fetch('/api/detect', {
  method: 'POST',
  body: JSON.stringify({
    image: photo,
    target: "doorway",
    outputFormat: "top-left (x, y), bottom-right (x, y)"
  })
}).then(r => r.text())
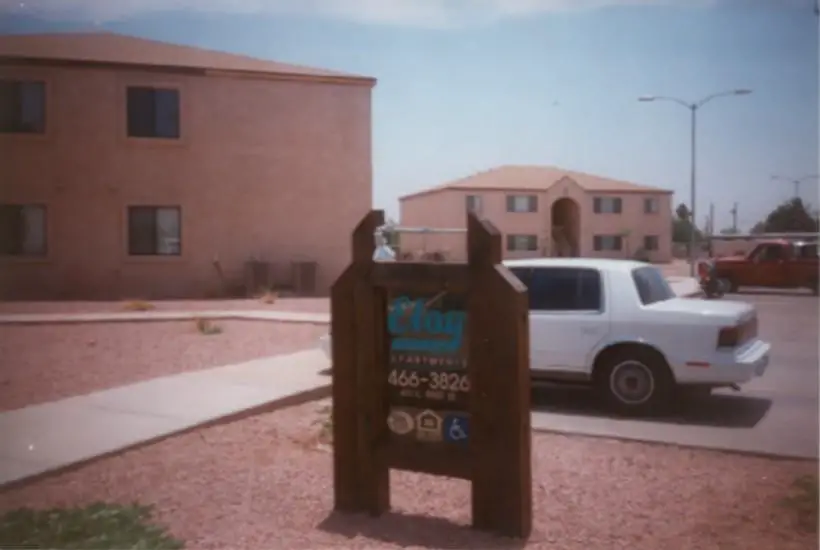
top-left (551, 198), bottom-right (580, 257)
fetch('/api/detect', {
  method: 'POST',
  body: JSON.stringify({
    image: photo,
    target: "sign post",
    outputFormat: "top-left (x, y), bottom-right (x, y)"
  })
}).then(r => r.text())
top-left (330, 210), bottom-right (532, 539)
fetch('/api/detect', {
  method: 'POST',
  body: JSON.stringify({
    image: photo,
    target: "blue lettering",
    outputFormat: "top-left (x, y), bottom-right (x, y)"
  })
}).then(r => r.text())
top-left (387, 296), bottom-right (466, 354)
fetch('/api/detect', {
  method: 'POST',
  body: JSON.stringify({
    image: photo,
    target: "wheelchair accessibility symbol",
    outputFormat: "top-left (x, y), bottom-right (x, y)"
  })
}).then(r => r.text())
top-left (443, 414), bottom-right (469, 444)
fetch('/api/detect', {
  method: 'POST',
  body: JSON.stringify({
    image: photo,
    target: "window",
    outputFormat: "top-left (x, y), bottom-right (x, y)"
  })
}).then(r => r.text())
top-left (632, 266), bottom-right (675, 305)
top-left (465, 195), bottom-right (482, 213)
top-left (593, 197), bottom-right (622, 214)
top-left (510, 267), bottom-right (603, 311)
top-left (128, 206), bottom-right (181, 256)
top-left (593, 235), bottom-right (623, 251)
top-left (644, 197), bottom-right (660, 214)
top-left (0, 80), bottom-right (46, 134)
top-left (798, 244), bottom-right (818, 259)
top-left (0, 204), bottom-right (46, 256)
top-left (126, 86), bottom-right (180, 139)
top-left (506, 194), bottom-right (538, 213)
top-left (750, 244), bottom-right (785, 262)
top-left (643, 235), bottom-right (659, 251)
top-left (506, 234), bottom-right (538, 252)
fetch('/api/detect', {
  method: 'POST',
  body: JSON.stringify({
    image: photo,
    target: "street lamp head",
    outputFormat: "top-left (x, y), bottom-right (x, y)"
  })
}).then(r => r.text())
top-left (637, 96), bottom-right (656, 102)
top-left (733, 89), bottom-right (752, 96)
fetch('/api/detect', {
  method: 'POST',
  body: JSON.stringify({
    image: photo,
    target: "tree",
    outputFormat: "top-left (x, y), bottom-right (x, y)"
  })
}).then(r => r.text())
top-left (753, 198), bottom-right (819, 234)
top-left (672, 202), bottom-right (703, 244)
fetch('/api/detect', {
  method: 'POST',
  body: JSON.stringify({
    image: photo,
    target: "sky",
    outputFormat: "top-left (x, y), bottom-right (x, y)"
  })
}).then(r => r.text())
top-left (1, 0), bottom-right (818, 230)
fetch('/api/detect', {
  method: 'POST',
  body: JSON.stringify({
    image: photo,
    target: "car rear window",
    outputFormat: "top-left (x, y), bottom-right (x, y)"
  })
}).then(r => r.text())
top-left (631, 266), bottom-right (675, 305)
top-left (509, 267), bottom-right (603, 311)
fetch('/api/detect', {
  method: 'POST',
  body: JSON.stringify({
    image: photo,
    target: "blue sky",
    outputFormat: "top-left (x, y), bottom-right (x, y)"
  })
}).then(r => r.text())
top-left (2, 0), bottom-right (818, 230)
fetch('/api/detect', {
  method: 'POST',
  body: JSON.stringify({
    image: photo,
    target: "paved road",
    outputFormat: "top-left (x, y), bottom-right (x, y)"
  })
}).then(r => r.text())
top-left (530, 290), bottom-right (819, 459)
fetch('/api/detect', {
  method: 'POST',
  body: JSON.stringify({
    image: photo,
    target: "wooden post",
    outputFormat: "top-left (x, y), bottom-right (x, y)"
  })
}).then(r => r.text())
top-left (331, 210), bottom-right (389, 514)
top-left (467, 212), bottom-right (532, 538)
top-left (331, 209), bottom-right (531, 539)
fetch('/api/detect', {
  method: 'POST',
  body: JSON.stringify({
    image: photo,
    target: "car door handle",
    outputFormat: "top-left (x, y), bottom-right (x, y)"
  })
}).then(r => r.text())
top-left (581, 327), bottom-right (601, 335)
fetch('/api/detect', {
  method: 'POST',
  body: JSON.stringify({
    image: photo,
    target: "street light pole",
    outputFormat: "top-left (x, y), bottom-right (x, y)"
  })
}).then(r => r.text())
top-left (689, 104), bottom-right (696, 275)
top-left (638, 89), bottom-right (752, 277)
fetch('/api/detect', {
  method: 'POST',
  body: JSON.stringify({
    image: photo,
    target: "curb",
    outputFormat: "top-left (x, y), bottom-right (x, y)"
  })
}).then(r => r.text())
top-left (531, 425), bottom-right (818, 462)
top-left (0, 383), bottom-right (331, 492)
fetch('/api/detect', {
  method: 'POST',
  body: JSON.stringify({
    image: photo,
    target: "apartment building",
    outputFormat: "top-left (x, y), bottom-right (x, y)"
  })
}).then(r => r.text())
top-left (399, 165), bottom-right (673, 262)
top-left (0, 32), bottom-right (376, 299)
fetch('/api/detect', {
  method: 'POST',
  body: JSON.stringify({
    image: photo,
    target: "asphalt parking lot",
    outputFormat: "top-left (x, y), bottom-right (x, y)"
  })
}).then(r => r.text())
top-left (531, 290), bottom-right (819, 459)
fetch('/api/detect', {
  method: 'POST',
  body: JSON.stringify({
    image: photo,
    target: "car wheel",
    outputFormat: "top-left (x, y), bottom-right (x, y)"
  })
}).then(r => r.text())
top-left (596, 349), bottom-right (673, 416)
top-left (726, 278), bottom-right (739, 293)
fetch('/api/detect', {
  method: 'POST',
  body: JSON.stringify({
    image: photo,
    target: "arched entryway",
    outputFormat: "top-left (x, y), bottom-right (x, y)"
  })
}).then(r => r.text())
top-left (550, 198), bottom-right (580, 257)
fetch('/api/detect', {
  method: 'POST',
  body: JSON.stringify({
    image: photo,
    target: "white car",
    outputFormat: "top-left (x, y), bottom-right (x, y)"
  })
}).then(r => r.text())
top-left (319, 258), bottom-right (771, 416)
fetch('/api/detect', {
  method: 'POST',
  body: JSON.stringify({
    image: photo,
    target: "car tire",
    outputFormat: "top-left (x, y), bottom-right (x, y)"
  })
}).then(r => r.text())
top-left (726, 278), bottom-right (739, 293)
top-left (595, 348), bottom-right (674, 417)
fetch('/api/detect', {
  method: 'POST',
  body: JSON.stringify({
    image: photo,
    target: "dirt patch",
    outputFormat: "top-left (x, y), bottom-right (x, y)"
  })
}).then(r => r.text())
top-left (0, 400), bottom-right (815, 550)
top-left (0, 298), bottom-right (329, 315)
top-left (0, 321), bottom-right (327, 411)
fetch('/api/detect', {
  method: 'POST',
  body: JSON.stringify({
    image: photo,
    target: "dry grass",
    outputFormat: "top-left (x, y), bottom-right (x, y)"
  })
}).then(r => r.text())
top-left (194, 317), bottom-right (222, 335)
top-left (256, 289), bottom-right (279, 305)
top-left (121, 300), bottom-right (156, 312)
top-left (780, 473), bottom-right (819, 534)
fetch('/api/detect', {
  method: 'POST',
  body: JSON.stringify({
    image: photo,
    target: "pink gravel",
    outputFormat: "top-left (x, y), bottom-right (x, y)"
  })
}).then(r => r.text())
top-left (0, 400), bottom-right (815, 550)
top-left (0, 298), bottom-right (330, 315)
top-left (0, 321), bottom-right (327, 412)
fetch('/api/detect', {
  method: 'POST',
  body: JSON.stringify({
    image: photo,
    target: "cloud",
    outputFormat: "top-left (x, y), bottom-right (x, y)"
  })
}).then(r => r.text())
top-left (1, 0), bottom-right (711, 28)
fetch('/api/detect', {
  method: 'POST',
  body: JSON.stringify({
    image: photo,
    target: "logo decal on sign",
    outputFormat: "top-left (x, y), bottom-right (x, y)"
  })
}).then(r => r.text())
top-left (443, 414), bottom-right (470, 444)
top-left (388, 296), bottom-right (466, 354)
top-left (386, 409), bottom-right (415, 435)
top-left (415, 409), bottom-right (443, 442)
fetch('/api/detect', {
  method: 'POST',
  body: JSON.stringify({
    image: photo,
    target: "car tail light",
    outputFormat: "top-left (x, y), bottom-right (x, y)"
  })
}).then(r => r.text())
top-left (717, 326), bottom-right (739, 348)
top-left (717, 315), bottom-right (757, 349)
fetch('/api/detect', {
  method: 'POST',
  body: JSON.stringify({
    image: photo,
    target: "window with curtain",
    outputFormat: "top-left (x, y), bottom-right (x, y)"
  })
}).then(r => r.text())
top-left (126, 86), bottom-right (180, 139)
top-left (0, 204), bottom-right (47, 256)
top-left (506, 194), bottom-right (538, 213)
top-left (0, 80), bottom-right (46, 134)
top-left (593, 235), bottom-right (623, 251)
top-left (593, 197), bottom-right (622, 214)
top-left (128, 206), bottom-right (181, 256)
top-left (506, 234), bottom-right (538, 251)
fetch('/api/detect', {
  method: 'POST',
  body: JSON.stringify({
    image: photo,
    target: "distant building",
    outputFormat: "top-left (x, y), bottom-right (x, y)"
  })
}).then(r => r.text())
top-left (399, 165), bottom-right (673, 263)
top-left (0, 32), bottom-right (375, 299)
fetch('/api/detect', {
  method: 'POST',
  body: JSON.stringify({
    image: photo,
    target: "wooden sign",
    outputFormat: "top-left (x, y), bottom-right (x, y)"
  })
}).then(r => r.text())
top-left (330, 210), bottom-right (532, 539)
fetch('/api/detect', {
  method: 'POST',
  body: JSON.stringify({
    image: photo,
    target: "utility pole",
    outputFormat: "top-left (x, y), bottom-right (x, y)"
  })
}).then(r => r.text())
top-left (730, 203), bottom-right (738, 233)
top-left (772, 174), bottom-right (819, 200)
top-left (709, 202), bottom-right (715, 235)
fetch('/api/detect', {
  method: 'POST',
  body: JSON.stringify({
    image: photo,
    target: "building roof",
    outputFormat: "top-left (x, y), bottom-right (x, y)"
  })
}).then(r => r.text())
top-left (0, 32), bottom-right (375, 86)
top-left (400, 165), bottom-right (673, 200)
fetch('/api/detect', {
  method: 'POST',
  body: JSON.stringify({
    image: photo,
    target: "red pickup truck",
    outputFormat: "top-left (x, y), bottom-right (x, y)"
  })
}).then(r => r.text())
top-left (712, 239), bottom-right (819, 294)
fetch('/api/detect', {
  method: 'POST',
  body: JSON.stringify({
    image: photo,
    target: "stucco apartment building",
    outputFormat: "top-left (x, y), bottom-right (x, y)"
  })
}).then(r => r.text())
top-left (0, 32), bottom-right (375, 299)
top-left (399, 165), bottom-right (673, 263)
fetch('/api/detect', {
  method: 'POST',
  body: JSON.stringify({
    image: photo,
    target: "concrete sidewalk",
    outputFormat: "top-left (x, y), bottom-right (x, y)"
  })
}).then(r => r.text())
top-left (0, 349), bottom-right (330, 488)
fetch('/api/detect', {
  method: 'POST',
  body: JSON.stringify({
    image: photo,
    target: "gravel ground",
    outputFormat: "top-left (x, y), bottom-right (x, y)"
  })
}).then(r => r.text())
top-left (0, 400), bottom-right (815, 550)
top-left (0, 321), bottom-right (327, 412)
top-left (0, 298), bottom-right (330, 315)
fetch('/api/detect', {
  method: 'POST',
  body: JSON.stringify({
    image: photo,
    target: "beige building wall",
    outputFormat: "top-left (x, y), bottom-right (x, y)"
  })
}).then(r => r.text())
top-left (0, 63), bottom-right (373, 299)
top-left (399, 177), bottom-right (672, 263)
